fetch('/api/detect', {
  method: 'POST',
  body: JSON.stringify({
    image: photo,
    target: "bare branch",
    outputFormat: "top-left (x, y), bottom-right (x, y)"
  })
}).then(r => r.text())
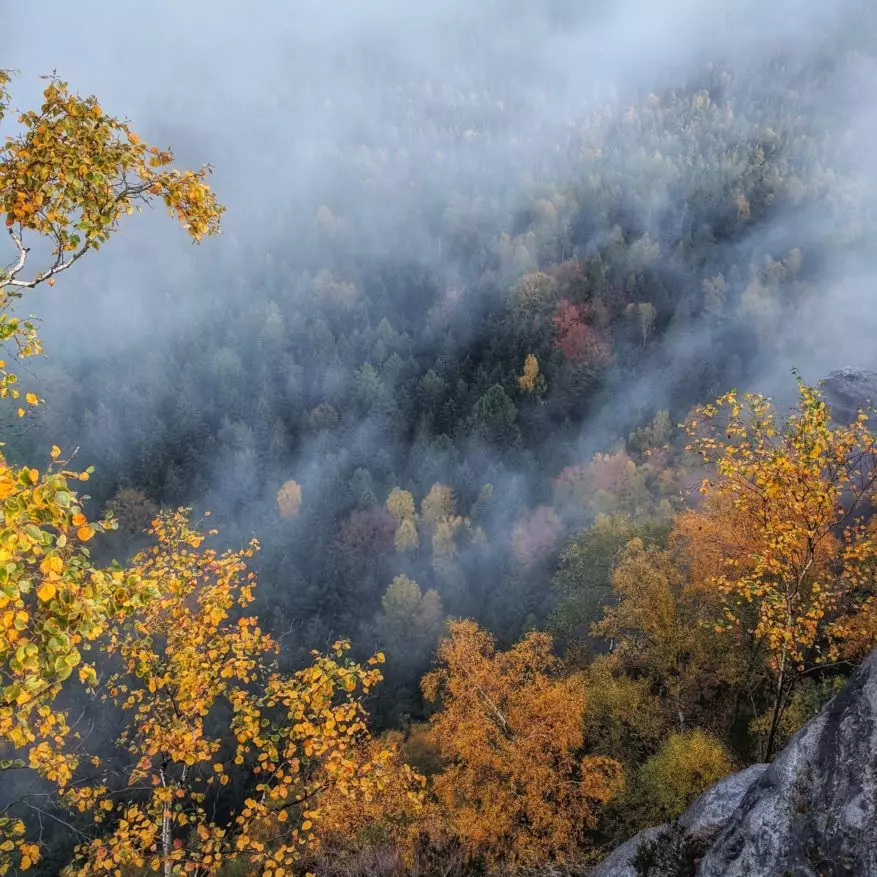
top-left (4, 241), bottom-right (91, 290)
top-left (4, 227), bottom-right (29, 282)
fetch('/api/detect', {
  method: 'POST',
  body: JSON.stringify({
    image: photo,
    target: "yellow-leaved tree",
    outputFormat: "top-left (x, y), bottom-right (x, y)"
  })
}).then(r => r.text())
top-left (422, 620), bottom-right (623, 870)
top-left (64, 511), bottom-right (425, 877)
top-left (0, 70), bottom-right (222, 874)
top-left (677, 380), bottom-right (877, 758)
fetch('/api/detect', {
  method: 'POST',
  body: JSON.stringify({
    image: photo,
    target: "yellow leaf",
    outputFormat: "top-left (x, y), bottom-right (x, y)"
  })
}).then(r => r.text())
top-left (51, 445), bottom-right (61, 459)
top-left (36, 581), bottom-right (56, 602)
top-left (25, 392), bottom-right (39, 405)
top-left (77, 525), bottom-right (95, 542)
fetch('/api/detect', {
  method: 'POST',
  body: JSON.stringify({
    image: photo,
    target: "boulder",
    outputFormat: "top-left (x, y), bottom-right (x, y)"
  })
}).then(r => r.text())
top-left (822, 368), bottom-right (877, 423)
top-left (588, 650), bottom-right (877, 876)
top-left (587, 765), bottom-right (767, 877)
top-left (697, 651), bottom-right (877, 876)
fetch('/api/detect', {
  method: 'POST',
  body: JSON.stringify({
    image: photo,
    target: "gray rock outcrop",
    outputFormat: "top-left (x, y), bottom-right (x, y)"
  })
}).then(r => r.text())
top-left (822, 368), bottom-right (877, 424)
top-left (589, 649), bottom-right (877, 876)
top-left (588, 765), bottom-right (768, 877)
top-left (698, 651), bottom-right (877, 876)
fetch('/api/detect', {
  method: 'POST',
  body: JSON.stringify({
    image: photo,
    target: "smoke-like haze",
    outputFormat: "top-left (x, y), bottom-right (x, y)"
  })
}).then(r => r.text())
top-left (4, 0), bottom-right (872, 366)
top-left (3, 0), bottom-right (877, 594)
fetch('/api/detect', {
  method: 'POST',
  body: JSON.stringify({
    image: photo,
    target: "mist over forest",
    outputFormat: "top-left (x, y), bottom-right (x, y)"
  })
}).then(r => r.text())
top-left (2, 1), bottom-right (877, 874)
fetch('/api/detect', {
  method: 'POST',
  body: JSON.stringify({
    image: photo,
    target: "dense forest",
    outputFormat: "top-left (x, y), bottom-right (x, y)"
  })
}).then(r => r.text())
top-left (2, 0), bottom-right (877, 874)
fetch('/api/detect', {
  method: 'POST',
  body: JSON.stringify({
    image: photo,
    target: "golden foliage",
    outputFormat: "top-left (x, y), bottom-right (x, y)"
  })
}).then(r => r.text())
top-left (0, 72), bottom-right (223, 874)
top-left (0, 73), bottom-right (223, 412)
top-left (386, 488), bottom-right (418, 551)
top-left (379, 575), bottom-right (443, 649)
top-left (419, 484), bottom-right (455, 532)
top-left (422, 620), bottom-right (623, 870)
top-left (677, 380), bottom-right (877, 755)
top-left (637, 731), bottom-right (734, 822)
top-left (66, 511), bottom-right (423, 876)
top-left (309, 737), bottom-right (429, 865)
top-left (590, 539), bottom-right (739, 742)
top-left (0, 446), bottom-right (155, 875)
top-left (517, 353), bottom-right (545, 395)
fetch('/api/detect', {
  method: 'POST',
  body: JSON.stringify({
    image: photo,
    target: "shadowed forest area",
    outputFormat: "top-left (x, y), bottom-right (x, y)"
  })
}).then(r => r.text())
top-left (2, 0), bottom-right (877, 874)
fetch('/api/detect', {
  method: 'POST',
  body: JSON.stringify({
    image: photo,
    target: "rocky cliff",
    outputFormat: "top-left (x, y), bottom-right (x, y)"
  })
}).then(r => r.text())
top-left (588, 649), bottom-right (877, 877)
top-left (822, 368), bottom-right (877, 424)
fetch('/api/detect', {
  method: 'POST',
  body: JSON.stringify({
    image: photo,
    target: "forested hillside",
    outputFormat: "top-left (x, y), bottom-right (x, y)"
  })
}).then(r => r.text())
top-left (2, 0), bottom-right (877, 874)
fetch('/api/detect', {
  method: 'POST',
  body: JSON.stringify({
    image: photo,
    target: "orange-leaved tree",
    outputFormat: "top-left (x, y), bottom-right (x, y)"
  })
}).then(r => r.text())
top-left (0, 70), bottom-right (223, 874)
top-left (422, 620), bottom-right (623, 870)
top-left (65, 510), bottom-right (425, 877)
top-left (677, 380), bottom-right (877, 758)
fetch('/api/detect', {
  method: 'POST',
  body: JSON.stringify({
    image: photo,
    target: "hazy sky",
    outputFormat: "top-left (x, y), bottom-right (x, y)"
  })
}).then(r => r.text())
top-left (2, 0), bottom-right (875, 421)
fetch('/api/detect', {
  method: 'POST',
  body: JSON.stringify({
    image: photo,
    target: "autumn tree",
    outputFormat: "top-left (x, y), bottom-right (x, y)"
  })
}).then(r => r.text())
top-left (378, 575), bottom-right (443, 655)
top-left (591, 539), bottom-right (739, 738)
top-left (419, 484), bottom-right (469, 577)
top-left (509, 271), bottom-right (558, 322)
top-left (1, 72), bottom-right (222, 408)
top-left (552, 299), bottom-right (610, 366)
top-left (551, 514), bottom-right (669, 642)
top-left (677, 381), bottom-right (877, 758)
top-left (517, 353), bottom-right (546, 397)
top-left (634, 730), bottom-right (734, 824)
top-left (0, 449), bottom-right (155, 875)
top-left (422, 620), bottom-right (623, 870)
top-left (66, 511), bottom-right (425, 876)
top-left (0, 71), bottom-right (223, 875)
top-left (385, 487), bottom-right (419, 552)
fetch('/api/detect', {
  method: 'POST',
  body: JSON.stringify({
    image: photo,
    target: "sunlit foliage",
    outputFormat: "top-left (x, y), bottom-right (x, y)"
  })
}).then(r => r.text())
top-left (67, 511), bottom-right (423, 876)
top-left (678, 381), bottom-right (877, 757)
top-left (422, 620), bottom-right (623, 869)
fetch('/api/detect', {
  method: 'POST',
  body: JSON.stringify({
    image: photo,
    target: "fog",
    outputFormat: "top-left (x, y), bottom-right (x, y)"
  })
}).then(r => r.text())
top-left (5, 0), bottom-right (872, 364)
top-left (3, 0), bottom-right (877, 640)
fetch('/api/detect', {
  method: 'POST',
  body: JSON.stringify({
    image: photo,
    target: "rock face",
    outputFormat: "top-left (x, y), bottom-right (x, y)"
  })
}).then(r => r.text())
top-left (589, 650), bottom-right (877, 876)
top-left (588, 766), bottom-right (767, 877)
top-left (822, 368), bottom-right (877, 423)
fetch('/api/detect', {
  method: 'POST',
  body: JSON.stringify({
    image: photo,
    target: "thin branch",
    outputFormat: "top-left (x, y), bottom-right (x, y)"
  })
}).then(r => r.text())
top-left (4, 227), bottom-right (28, 280)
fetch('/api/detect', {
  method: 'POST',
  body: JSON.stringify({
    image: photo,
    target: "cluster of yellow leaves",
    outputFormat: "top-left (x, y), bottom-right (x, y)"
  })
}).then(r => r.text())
top-left (65, 511), bottom-right (424, 876)
top-left (306, 736), bottom-right (429, 866)
top-left (678, 380), bottom-right (877, 755)
top-left (681, 381), bottom-right (877, 669)
top-left (0, 447), bottom-right (150, 731)
top-left (0, 816), bottom-right (38, 875)
top-left (422, 620), bottom-right (623, 869)
top-left (385, 484), bottom-right (473, 572)
top-left (386, 488), bottom-right (418, 551)
top-left (0, 71), bottom-right (224, 875)
top-left (517, 353), bottom-right (546, 395)
top-left (1, 74), bottom-right (223, 256)
top-left (378, 575), bottom-right (443, 652)
top-left (635, 730), bottom-right (735, 823)
top-left (0, 72), bottom-right (223, 412)
top-left (420, 485), bottom-right (470, 575)
top-left (0, 446), bottom-right (157, 873)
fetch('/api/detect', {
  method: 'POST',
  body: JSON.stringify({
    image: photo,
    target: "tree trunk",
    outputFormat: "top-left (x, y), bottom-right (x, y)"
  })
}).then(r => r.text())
top-left (162, 803), bottom-right (172, 877)
top-left (765, 655), bottom-right (794, 761)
